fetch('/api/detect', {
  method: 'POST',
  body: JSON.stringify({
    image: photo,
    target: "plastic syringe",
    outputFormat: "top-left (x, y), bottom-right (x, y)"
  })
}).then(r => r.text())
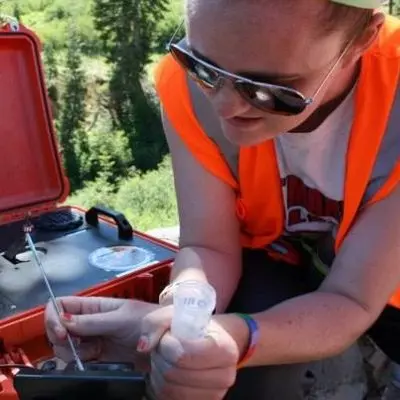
top-left (170, 281), bottom-right (217, 341)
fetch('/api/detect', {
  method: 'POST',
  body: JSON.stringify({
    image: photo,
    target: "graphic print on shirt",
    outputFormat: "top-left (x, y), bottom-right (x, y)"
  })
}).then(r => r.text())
top-left (282, 175), bottom-right (344, 234)
top-left (274, 82), bottom-right (355, 240)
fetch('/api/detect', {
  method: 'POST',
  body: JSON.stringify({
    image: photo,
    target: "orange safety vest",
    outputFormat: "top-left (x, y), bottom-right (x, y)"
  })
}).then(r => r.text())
top-left (154, 16), bottom-right (400, 307)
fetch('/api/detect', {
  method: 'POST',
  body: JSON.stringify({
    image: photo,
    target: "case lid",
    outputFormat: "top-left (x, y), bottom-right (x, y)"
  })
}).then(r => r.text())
top-left (0, 21), bottom-right (69, 223)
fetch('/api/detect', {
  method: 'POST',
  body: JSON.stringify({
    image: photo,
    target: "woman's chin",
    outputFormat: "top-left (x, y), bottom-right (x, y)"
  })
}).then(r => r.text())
top-left (221, 121), bottom-right (281, 147)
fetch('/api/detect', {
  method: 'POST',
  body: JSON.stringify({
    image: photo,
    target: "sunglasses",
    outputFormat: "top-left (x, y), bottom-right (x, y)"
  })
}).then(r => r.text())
top-left (166, 27), bottom-right (355, 116)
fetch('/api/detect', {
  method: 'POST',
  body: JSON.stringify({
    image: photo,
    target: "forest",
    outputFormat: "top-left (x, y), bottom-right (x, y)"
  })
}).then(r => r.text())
top-left (0, 0), bottom-right (182, 231)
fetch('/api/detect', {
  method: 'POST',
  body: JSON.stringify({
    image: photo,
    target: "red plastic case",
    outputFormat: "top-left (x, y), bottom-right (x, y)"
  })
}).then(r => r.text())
top-left (0, 22), bottom-right (176, 398)
top-left (0, 23), bottom-right (69, 224)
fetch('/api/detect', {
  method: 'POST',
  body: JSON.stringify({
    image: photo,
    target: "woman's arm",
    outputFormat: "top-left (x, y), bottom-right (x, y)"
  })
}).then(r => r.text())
top-left (219, 183), bottom-right (400, 365)
top-left (163, 110), bottom-right (242, 313)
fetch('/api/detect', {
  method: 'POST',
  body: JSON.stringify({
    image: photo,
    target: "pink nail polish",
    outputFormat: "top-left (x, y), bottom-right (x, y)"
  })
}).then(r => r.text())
top-left (136, 337), bottom-right (149, 352)
top-left (61, 313), bottom-right (73, 321)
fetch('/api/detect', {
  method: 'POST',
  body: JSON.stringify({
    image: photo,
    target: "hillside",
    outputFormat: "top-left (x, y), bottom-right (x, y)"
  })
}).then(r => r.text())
top-left (0, 0), bottom-right (182, 231)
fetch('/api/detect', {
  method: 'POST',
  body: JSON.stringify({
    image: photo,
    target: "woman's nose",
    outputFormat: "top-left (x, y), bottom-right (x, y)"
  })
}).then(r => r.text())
top-left (210, 80), bottom-right (252, 119)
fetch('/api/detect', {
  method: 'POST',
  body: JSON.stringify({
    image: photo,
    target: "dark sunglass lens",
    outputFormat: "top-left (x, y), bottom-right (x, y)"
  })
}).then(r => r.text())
top-left (271, 88), bottom-right (307, 114)
top-left (192, 63), bottom-right (219, 88)
top-left (237, 83), bottom-right (307, 115)
top-left (171, 47), bottom-right (219, 88)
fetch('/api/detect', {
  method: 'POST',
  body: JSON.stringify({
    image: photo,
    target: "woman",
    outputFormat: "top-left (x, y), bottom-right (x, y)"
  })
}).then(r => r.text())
top-left (45, 0), bottom-right (400, 398)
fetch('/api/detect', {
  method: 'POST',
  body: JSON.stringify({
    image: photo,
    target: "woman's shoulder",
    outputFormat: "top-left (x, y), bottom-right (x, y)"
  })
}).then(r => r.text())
top-left (369, 15), bottom-right (400, 59)
top-left (153, 54), bottom-right (184, 92)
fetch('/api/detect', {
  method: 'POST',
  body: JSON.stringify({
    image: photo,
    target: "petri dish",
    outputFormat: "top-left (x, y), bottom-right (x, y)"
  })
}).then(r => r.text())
top-left (88, 246), bottom-right (154, 272)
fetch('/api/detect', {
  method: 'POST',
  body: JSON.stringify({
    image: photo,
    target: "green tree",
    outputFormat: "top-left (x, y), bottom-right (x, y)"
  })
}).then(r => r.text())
top-left (43, 42), bottom-right (60, 119)
top-left (12, 3), bottom-right (21, 21)
top-left (59, 26), bottom-right (88, 190)
top-left (86, 129), bottom-right (133, 183)
top-left (92, 0), bottom-right (169, 171)
top-left (43, 43), bottom-right (58, 84)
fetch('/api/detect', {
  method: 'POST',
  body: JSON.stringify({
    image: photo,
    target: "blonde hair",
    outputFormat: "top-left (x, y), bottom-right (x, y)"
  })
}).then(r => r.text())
top-left (185, 0), bottom-right (374, 39)
top-left (323, 3), bottom-right (374, 37)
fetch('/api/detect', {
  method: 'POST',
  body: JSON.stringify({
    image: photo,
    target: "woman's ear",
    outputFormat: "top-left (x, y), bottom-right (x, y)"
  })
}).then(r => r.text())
top-left (347, 11), bottom-right (385, 63)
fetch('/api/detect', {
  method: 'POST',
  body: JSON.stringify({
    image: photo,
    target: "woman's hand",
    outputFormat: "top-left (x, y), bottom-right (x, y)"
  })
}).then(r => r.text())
top-left (138, 309), bottom-right (249, 400)
top-left (45, 296), bottom-right (159, 369)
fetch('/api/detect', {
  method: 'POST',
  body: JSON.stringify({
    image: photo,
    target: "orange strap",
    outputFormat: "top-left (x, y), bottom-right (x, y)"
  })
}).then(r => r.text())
top-left (335, 48), bottom-right (400, 251)
top-left (154, 55), bottom-right (238, 190)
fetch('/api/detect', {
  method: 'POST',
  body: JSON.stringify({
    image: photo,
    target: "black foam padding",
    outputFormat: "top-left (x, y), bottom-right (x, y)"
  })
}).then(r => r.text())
top-left (14, 362), bottom-right (146, 400)
top-left (36, 210), bottom-right (83, 232)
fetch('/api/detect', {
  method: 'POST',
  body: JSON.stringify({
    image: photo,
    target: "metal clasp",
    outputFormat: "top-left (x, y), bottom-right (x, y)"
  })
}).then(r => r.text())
top-left (0, 14), bottom-right (19, 32)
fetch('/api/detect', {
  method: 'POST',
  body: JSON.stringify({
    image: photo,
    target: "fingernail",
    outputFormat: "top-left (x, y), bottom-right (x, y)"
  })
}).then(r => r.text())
top-left (55, 327), bottom-right (67, 341)
top-left (136, 336), bottom-right (150, 352)
top-left (61, 313), bottom-right (73, 322)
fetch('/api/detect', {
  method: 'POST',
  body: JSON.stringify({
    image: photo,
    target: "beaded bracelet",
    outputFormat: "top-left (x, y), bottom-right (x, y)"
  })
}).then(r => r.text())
top-left (235, 313), bottom-right (260, 369)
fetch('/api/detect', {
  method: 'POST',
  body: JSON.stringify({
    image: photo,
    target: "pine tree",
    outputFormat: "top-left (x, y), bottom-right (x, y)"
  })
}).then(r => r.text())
top-left (59, 27), bottom-right (88, 190)
top-left (13, 3), bottom-right (21, 21)
top-left (92, 0), bottom-right (169, 171)
top-left (43, 43), bottom-right (60, 119)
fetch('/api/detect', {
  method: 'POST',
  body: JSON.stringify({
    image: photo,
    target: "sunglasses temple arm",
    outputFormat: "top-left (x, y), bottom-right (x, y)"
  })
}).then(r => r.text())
top-left (309, 36), bottom-right (357, 102)
top-left (166, 20), bottom-right (185, 51)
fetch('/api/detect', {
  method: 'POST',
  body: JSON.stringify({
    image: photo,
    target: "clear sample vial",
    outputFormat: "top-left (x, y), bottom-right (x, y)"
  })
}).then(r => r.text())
top-left (171, 280), bottom-right (217, 341)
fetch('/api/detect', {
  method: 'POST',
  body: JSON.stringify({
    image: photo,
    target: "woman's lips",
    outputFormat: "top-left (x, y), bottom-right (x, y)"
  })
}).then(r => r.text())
top-left (224, 116), bottom-right (264, 130)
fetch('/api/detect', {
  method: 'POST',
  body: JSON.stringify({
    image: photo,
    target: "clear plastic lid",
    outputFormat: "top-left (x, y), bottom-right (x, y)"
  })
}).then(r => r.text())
top-left (88, 246), bottom-right (154, 272)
